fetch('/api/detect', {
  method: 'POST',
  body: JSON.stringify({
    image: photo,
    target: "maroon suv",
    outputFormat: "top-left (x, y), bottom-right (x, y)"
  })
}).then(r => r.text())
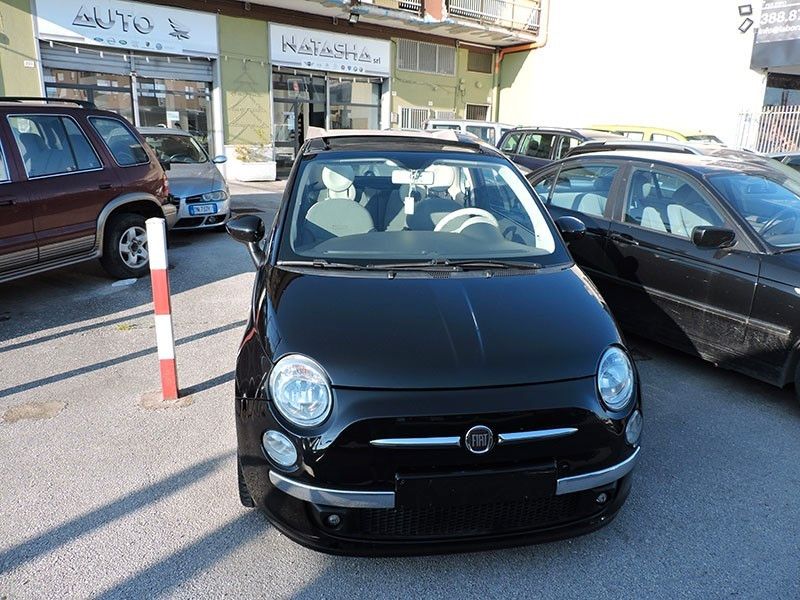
top-left (0, 97), bottom-right (176, 282)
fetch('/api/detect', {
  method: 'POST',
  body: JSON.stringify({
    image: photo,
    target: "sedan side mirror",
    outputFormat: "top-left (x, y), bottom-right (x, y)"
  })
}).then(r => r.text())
top-left (159, 160), bottom-right (171, 171)
top-left (555, 215), bottom-right (587, 242)
top-left (212, 155), bottom-right (228, 164)
top-left (692, 226), bottom-right (736, 249)
top-left (227, 215), bottom-right (267, 267)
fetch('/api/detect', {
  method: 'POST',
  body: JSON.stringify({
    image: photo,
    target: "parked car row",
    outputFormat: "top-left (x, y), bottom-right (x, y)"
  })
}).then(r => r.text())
top-left (0, 97), bottom-right (231, 284)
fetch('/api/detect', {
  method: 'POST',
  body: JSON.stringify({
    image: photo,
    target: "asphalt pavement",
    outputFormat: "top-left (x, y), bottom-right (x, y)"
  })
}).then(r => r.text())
top-left (0, 181), bottom-right (798, 599)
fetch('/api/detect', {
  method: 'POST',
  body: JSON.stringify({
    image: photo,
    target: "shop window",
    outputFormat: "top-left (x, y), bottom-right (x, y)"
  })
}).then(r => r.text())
top-left (465, 104), bottom-right (490, 121)
top-left (467, 50), bottom-right (493, 74)
top-left (89, 117), bottom-right (149, 167)
top-left (397, 39), bottom-right (456, 76)
top-left (8, 115), bottom-right (101, 177)
top-left (137, 78), bottom-right (212, 150)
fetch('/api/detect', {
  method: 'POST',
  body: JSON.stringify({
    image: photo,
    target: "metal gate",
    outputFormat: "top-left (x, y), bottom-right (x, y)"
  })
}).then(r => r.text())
top-left (736, 105), bottom-right (800, 153)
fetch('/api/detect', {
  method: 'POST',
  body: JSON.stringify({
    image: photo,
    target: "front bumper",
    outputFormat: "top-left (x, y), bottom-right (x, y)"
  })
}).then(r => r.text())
top-left (237, 376), bottom-right (642, 555)
top-left (172, 196), bottom-right (231, 229)
top-left (269, 446), bottom-right (640, 509)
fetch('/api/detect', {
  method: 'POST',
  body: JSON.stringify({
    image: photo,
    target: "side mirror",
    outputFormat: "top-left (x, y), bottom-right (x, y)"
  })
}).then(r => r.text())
top-left (555, 215), bottom-right (586, 242)
top-left (692, 226), bottom-right (735, 249)
top-left (226, 215), bottom-right (267, 267)
top-left (159, 160), bottom-right (171, 171)
top-left (212, 155), bottom-right (228, 164)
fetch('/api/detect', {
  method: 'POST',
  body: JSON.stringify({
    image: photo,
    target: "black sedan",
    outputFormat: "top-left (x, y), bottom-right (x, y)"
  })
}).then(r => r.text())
top-left (226, 131), bottom-right (643, 555)
top-left (528, 150), bottom-right (800, 399)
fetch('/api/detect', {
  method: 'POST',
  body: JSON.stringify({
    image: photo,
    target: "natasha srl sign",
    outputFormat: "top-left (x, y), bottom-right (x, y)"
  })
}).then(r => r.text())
top-left (269, 24), bottom-right (391, 78)
top-left (35, 0), bottom-right (218, 56)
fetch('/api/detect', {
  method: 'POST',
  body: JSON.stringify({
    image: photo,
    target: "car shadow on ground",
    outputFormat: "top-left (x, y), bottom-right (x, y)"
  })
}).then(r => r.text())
top-left (0, 229), bottom-right (256, 346)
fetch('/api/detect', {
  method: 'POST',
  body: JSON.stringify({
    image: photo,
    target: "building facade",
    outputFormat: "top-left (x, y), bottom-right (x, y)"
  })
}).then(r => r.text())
top-left (0, 0), bottom-right (542, 175)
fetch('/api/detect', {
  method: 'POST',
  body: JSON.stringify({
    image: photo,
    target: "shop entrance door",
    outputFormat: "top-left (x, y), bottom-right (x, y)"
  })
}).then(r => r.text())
top-left (273, 71), bottom-right (326, 170)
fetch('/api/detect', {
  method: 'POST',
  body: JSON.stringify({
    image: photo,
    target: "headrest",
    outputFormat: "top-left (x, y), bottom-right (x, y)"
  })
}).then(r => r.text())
top-left (322, 165), bottom-right (355, 193)
top-left (672, 184), bottom-right (703, 205)
top-left (593, 175), bottom-right (613, 193)
top-left (424, 164), bottom-right (456, 191)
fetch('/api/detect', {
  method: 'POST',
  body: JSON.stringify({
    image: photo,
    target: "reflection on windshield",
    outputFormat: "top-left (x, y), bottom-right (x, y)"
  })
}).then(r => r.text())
top-left (144, 135), bottom-right (207, 164)
top-left (280, 153), bottom-right (559, 265)
top-left (708, 172), bottom-right (800, 247)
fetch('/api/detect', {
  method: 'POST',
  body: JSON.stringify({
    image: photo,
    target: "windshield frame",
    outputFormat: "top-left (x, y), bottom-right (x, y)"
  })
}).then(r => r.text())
top-left (705, 167), bottom-right (800, 251)
top-left (143, 133), bottom-right (209, 164)
top-left (273, 150), bottom-right (572, 269)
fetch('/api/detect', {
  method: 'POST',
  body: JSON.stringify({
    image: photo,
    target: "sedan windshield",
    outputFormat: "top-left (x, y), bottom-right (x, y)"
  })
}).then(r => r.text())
top-left (279, 152), bottom-right (561, 266)
top-left (707, 171), bottom-right (800, 248)
top-left (144, 134), bottom-right (207, 164)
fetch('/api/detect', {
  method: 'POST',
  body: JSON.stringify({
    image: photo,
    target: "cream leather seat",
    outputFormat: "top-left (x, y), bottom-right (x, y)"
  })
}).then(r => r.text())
top-left (305, 166), bottom-right (375, 242)
top-left (407, 165), bottom-right (462, 230)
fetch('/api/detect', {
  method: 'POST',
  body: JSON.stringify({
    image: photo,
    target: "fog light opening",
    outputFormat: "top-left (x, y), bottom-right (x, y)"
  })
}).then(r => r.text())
top-left (325, 513), bottom-right (342, 529)
top-left (263, 430), bottom-right (298, 469)
top-left (595, 492), bottom-right (609, 505)
top-left (625, 410), bottom-right (643, 446)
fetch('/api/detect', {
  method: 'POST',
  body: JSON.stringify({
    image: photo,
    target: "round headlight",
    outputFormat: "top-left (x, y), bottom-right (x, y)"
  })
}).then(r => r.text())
top-left (597, 346), bottom-right (635, 411)
top-left (268, 354), bottom-right (332, 427)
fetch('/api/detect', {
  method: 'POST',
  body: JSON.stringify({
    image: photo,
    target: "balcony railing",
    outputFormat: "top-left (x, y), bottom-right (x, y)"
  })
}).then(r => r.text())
top-left (366, 0), bottom-right (424, 14)
top-left (446, 0), bottom-right (540, 32)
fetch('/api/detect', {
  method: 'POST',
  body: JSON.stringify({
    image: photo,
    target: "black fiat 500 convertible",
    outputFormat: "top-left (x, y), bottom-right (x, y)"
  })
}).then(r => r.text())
top-left (227, 130), bottom-right (643, 555)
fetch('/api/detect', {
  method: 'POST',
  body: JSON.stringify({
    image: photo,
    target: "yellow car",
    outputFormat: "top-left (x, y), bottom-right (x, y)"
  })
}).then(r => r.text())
top-left (591, 125), bottom-right (722, 144)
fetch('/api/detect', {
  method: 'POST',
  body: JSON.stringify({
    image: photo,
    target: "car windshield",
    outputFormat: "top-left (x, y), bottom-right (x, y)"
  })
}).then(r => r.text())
top-left (707, 171), bottom-right (800, 248)
top-left (144, 134), bottom-right (207, 164)
top-left (279, 151), bottom-right (562, 266)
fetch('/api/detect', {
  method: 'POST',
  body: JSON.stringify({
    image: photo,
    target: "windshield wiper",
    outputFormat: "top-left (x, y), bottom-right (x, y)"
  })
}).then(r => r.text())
top-left (365, 258), bottom-right (542, 271)
top-left (276, 259), bottom-right (363, 270)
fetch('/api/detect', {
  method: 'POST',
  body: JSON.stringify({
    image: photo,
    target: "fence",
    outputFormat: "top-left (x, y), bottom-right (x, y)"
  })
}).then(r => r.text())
top-left (447, 0), bottom-right (541, 32)
top-left (736, 105), bottom-right (800, 153)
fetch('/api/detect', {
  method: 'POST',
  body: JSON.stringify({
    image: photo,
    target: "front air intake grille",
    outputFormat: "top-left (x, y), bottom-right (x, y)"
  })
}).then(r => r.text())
top-left (354, 494), bottom-right (587, 540)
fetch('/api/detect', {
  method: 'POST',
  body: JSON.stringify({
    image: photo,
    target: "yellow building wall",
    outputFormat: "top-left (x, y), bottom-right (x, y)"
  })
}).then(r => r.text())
top-left (0, 0), bottom-right (42, 96)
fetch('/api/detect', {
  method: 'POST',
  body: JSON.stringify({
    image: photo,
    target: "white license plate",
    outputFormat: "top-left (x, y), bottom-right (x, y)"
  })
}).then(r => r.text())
top-left (189, 203), bottom-right (217, 216)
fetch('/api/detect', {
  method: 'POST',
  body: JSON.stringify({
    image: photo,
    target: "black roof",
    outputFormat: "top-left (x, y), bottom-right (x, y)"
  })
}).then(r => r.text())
top-left (302, 131), bottom-right (503, 157)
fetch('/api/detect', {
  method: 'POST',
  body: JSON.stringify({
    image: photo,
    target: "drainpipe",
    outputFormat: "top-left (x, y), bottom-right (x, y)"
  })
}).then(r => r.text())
top-left (493, 0), bottom-right (550, 121)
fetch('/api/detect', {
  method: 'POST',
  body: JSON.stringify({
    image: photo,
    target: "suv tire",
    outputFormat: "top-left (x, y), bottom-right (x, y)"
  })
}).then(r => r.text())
top-left (100, 213), bottom-right (151, 279)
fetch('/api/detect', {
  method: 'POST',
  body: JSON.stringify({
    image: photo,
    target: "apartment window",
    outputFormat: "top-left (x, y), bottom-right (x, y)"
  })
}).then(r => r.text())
top-left (465, 104), bottom-right (490, 121)
top-left (397, 39), bottom-right (456, 76)
top-left (400, 106), bottom-right (430, 129)
top-left (435, 110), bottom-right (456, 119)
top-left (467, 50), bottom-right (493, 74)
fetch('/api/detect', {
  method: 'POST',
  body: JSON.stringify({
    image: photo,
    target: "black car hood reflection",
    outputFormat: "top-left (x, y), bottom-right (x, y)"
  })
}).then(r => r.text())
top-left (266, 264), bottom-right (619, 389)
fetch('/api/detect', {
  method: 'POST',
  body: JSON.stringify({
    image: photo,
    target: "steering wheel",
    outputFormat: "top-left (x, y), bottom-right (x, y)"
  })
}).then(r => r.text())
top-left (434, 208), bottom-right (499, 233)
top-left (167, 153), bottom-right (193, 163)
top-left (760, 208), bottom-right (798, 238)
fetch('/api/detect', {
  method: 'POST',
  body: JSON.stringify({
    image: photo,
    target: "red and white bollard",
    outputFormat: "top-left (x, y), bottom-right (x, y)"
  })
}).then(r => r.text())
top-left (146, 217), bottom-right (179, 401)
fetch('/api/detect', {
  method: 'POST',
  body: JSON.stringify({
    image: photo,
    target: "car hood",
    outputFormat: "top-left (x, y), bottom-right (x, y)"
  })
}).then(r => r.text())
top-left (167, 163), bottom-right (225, 198)
top-left (265, 265), bottom-right (621, 389)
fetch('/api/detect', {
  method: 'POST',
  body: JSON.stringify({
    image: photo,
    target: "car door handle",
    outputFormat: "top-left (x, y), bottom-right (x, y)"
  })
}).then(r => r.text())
top-left (608, 232), bottom-right (640, 246)
top-left (0, 196), bottom-right (15, 207)
top-left (98, 183), bottom-right (113, 190)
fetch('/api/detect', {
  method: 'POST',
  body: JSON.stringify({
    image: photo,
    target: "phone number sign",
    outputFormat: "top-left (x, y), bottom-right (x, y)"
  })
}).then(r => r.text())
top-left (758, 1), bottom-right (800, 43)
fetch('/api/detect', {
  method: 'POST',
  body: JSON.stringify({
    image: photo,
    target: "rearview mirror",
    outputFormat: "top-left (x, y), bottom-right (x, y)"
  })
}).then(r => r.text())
top-left (391, 170), bottom-right (435, 186)
top-left (555, 215), bottom-right (586, 242)
top-left (226, 215), bottom-right (267, 267)
top-left (692, 226), bottom-right (735, 249)
top-left (212, 155), bottom-right (228, 164)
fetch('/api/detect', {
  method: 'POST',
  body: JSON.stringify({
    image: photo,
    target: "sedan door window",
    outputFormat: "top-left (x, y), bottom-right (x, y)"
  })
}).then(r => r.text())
top-left (500, 132), bottom-right (522, 153)
top-left (550, 164), bottom-right (619, 217)
top-left (625, 169), bottom-right (723, 238)
top-left (529, 170), bottom-right (558, 203)
top-left (519, 133), bottom-right (557, 159)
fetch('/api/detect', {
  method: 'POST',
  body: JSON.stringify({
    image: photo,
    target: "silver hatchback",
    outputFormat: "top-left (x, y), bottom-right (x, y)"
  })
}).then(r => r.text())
top-left (139, 127), bottom-right (230, 230)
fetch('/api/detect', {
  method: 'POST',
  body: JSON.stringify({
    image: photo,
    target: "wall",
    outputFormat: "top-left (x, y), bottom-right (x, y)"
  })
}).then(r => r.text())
top-left (391, 44), bottom-right (495, 123)
top-left (0, 0), bottom-right (41, 96)
top-left (218, 15), bottom-right (271, 147)
top-left (498, 0), bottom-right (766, 145)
